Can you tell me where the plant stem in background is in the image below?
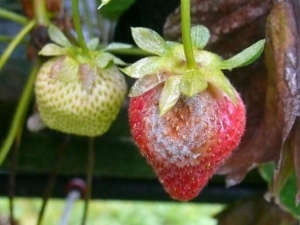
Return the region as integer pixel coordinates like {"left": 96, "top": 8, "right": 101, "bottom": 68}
{"left": 0, "top": 61, "right": 40, "bottom": 166}
{"left": 81, "top": 138, "right": 95, "bottom": 225}
{"left": 0, "top": 20, "right": 36, "bottom": 72}
{"left": 107, "top": 47, "right": 151, "bottom": 56}
{"left": 180, "top": 0, "right": 197, "bottom": 68}
{"left": 0, "top": 35, "right": 15, "bottom": 43}
{"left": 72, "top": 0, "right": 90, "bottom": 56}
{"left": 0, "top": 8, "right": 28, "bottom": 25}
{"left": 36, "top": 136, "right": 70, "bottom": 225}
{"left": 33, "top": 0, "right": 50, "bottom": 25}
{"left": 9, "top": 129, "right": 23, "bottom": 225}
{"left": 83, "top": 0, "right": 95, "bottom": 38}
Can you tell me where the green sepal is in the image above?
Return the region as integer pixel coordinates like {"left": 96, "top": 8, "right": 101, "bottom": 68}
{"left": 159, "top": 76, "right": 182, "bottom": 116}
{"left": 94, "top": 52, "right": 114, "bottom": 68}
{"left": 180, "top": 69, "right": 208, "bottom": 97}
{"left": 58, "top": 56, "right": 79, "bottom": 82}
{"left": 48, "top": 24, "right": 72, "bottom": 47}
{"left": 111, "top": 55, "right": 127, "bottom": 66}
{"left": 194, "top": 50, "right": 222, "bottom": 67}
{"left": 87, "top": 38, "right": 99, "bottom": 50}
{"left": 121, "top": 56, "right": 163, "bottom": 78}
{"left": 104, "top": 42, "right": 133, "bottom": 51}
{"left": 129, "top": 73, "right": 167, "bottom": 97}
{"left": 202, "top": 68, "right": 237, "bottom": 105}
{"left": 221, "top": 39, "right": 265, "bottom": 70}
{"left": 131, "top": 27, "right": 167, "bottom": 56}
{"left": 166, "top": 41, "right": 186, "bottom": 60}
{"left": 191, "top": 25, "right": 210, "bottom": 49}
{"left": 38, "top": 43, "right": 67, "bottom": 56}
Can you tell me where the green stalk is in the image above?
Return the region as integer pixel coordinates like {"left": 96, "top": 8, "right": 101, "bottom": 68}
{"left": 107, "top": 47, "right": 151, "bottom": 56}
{"left": 81, "top": 138, "right": 95, "bottom": 225}
{"left": 180, "top": 0, "right": 197, "bottom": 68}
{"left": 0, "top": 62, "right": 40, "bottom": 166}
{"left": 72, "top": 0, "right": 90, "bottom": 56}
{"left": 33, "top": 0, "right": 50, "bottom": 25}
{"left": 0, "top": 8, "right": 28, "bottom": 25}
{"left": 36, "top": 135, "right": 70, "bottom": 225}
{"left": 0, "top": 35, "right": 14, "bottom": 43}
{"left": 0, "top": 20, "right": 36, "bottom": 72}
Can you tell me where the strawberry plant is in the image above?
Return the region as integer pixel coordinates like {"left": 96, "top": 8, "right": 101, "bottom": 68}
{"left": 1, "top": 0, "right": 300, "bottom": 224}
{"left": 163, "top": 0, "right": 300, "bottom": 222}
{"left": 122, "top": 0, "right": 264, "bottom": 201}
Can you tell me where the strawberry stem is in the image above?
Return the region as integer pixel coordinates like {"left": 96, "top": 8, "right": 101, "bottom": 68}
{"left": 0, "top": 8, "right": 28, "bottom": 25}
{"left": 72, "top": 0, "right": 90, "bottom": 57}
{"left": 33, "top": 0, "right": 50, "bottom": 25}
{"left": 0, "top": 20, "right": 36, "bottom": 72}
{"left": 81, "top": 138, "right": 95, "bottom": 225}
{"left": 0, "top": 60, "right": 40, "bottom": 166}
{"left": 180, "top": 0, "right": 197, "bottom": 68}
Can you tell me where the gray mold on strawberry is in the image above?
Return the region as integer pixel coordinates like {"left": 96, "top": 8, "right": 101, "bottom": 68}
{"left": 124, "top": 25, "right": 264, "bottom": 200}
{"left": 129, "top": 84, "right": 245, "bottom": 200}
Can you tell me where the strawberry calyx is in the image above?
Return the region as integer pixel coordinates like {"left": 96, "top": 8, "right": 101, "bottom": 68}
{"left": 38, "top": 24, "right": 131, "bottom": 90}
{"left": 122, "top": 26, "right": 265, "bottom": 115}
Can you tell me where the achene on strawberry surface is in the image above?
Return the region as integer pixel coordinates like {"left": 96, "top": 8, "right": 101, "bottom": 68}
{"left": 123, "top": 26, "right": 265, "bottom": 201}
{"left": 35, "top": 57, "right": 126, "bottom": 137}
{"left": 129, "top": 84, "right": 245, "bottom": 200}
{"left": 35, "top": 25, "right": 128, "bottom": 137}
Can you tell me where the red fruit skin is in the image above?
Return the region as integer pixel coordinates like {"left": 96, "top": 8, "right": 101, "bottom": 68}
{"left": 129, "top": 84, "right": 246, "bottom": 201}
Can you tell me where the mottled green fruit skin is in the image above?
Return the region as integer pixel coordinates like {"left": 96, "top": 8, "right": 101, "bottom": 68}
{"left": 35, "top": 57, "right": 127, "bottom": 136}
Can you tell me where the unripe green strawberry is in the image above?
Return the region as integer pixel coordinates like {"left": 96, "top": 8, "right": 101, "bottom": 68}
{"left": 34, "top": 25, "right": 128, "bottom": 136}
{"left": 35, "top": 57, "right": 127, "bottom": 136}
{"left": 123, "top": 27, "right": 265, "bottom": 201}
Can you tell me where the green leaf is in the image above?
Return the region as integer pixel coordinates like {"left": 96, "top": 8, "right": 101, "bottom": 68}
{"left": 48, "top": 24, "right": 72, "bottom": 47}
{"left": 58, "top": 56, "right": 79, "bottom": 82}
{"left": 221, "top": 39, "right": 265, "bottom": 70}
{"left": 105, "top": 42, "right": 133, "bottom": 50}
{"left": 159, "top": 76, "right": 182, "bottom": 116}
{"left": 180, "top": 69, "right": 208, "bottom": 97}
{"left": 129, "top": 73, "right": 167, "bottom": 97}
{"left": 191, "top": 25, "right": 210, "bottom": 49}
{"left": 131, "top": 27, "right": 167, "bottom": 56}
{"left": 259, "top": 163, "right": 300, "bottom": 219}
{"left": 202, "top": 68, "right": 237, "bottom": 105}
{"left": 99, "top": 0, "right": 135, "bottom": 20}
{"left": 38, "top": 43, "right": 67, "bottom": 56}
{"left": 94, "top": 52, "right": 114, "bottom": 68}
{"left": 121, "top": 56, "right": 163, "bottom": 78}
{"left": 87, "top": 38, "right": 99, "bottom": 50}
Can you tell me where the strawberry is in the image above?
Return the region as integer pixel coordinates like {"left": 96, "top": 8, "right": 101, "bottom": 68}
{"left": 35, "top": 57, "right": 126, "bottom": 136}
{"left": 35, "top": 25, "right": 128, "bottom": 136}
{"left": 129, "top": 84, "right": 245, "bottom": 200}
{"left": 123, "top": 26, "right": 265, "bottom": 200}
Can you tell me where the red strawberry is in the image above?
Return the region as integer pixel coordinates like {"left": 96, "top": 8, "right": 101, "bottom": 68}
{"left": 129, "top": 84, "right": 245, "bottom": 200}
{"left": 123, "top": 27, "right": 264, "bottom": 201}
